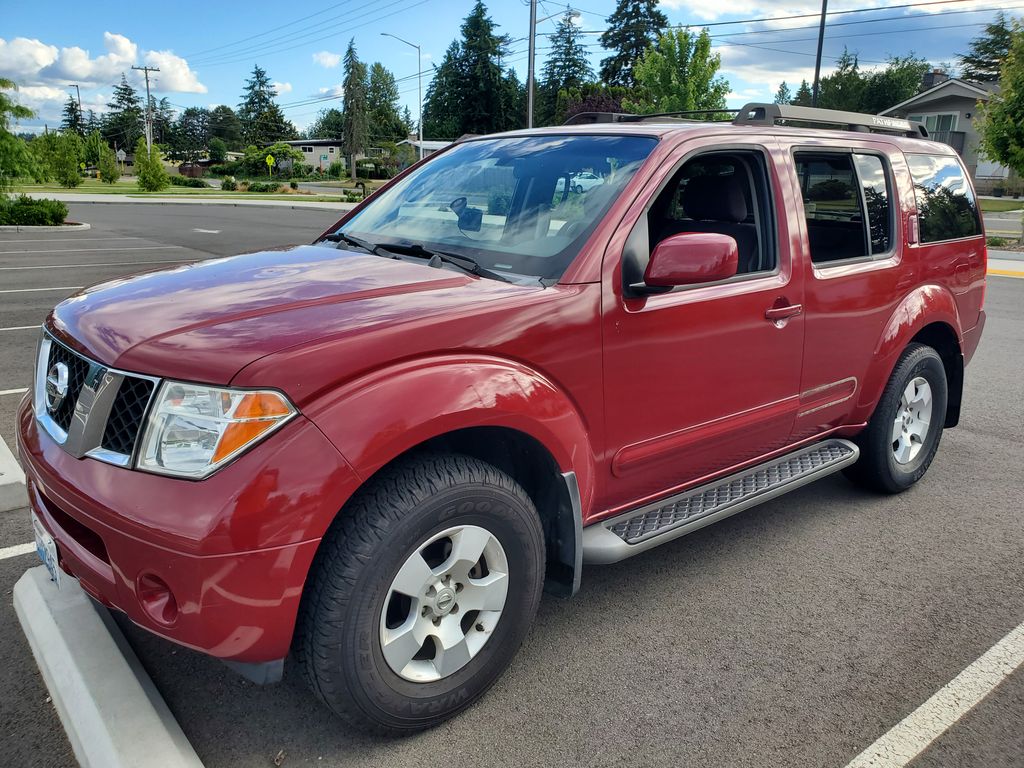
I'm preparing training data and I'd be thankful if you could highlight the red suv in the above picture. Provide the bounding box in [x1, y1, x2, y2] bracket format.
[19, 104, 986, 733]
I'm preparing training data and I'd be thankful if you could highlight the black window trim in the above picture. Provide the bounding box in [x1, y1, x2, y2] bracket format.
[790, 145, 899, 271]
[626, 143, 781, 297]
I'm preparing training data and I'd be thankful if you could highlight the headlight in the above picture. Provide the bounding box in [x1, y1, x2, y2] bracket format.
[136, 382, 296, 478]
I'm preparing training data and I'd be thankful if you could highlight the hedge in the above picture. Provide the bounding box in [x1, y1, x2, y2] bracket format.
[169, 175, 210, 188]
[0, 195, 69, 226]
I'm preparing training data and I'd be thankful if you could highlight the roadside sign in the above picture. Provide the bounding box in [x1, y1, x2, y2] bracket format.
[79, 162, 86, 171]
[321, 154, 328, 162]
[266, 154, 275, 167]
[116, 149, 126, 161]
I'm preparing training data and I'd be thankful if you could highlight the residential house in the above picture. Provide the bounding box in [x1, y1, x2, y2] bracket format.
[879, 71, 1010, 193]
[280, 139, 345, 170]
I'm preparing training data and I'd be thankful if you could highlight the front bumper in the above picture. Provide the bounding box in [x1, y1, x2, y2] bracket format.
[17, 396, 361, 664]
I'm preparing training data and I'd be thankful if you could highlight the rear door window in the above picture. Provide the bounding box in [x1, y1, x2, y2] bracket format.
[794, 152, 893, 263]
[905, 154, 982, 243]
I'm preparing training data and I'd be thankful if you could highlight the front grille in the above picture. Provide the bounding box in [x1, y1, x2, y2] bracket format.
[46, 341, 91, 431]
[37, 334, 160, 465]
[101, 377, 156, 456]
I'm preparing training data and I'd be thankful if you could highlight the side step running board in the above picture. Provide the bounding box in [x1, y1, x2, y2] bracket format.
[582, 439, 859, 564]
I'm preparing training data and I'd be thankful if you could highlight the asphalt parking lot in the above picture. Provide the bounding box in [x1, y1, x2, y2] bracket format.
[1, 203, 1022, 767]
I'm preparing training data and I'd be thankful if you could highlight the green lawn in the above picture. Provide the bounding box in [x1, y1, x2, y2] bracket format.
[980, 198, 1024, 212]
[13, 179, 356, 202]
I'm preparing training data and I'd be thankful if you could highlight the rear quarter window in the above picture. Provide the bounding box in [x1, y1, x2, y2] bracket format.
[905, 154, 982, 243]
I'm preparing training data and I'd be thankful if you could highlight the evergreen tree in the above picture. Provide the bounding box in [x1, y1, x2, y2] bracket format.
[150, 96, 175, 145]
[102, 74, 143, 152]
[209, 105, 243, 149]
[599, 0, 668, 88]
[500, 67, 526, 131]
[367, 62, 404, 142]
[459, 1, 511, 135]
[792, 79, 813, 106]
[238, 65, 296, 145]
[774, 82, 792, 105]
[623, 28, 729, 116]
[817, 50, 863, 111]
[401, 105, 414, 137]
[170, 107, 210, 164]
[341, 40, 369, 181]
[422, 41, 464, 138]
[60, 97, 84, 137]
[83, 109, 101, 136]
[960, 12, 1015, 82]
[134, 135, 168, 191]
[208, 137, 227, 163]
[539, 13, 594, 125]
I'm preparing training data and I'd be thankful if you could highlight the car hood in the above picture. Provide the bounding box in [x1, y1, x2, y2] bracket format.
[49, 245, 538, 384]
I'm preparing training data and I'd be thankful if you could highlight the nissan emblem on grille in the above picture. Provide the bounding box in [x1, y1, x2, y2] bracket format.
[45, 362, 69, 412]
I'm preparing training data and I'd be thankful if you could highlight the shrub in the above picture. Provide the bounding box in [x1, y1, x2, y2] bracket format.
[208, 137, 228, 164]
[169, 175, 210, 188]
[289, 180, 298, 190]
[0, 195, 68, 226]
[327, 160, 345, 179]
[987, 236, 1011, 248]
[208, 161, 242, 176]
[221, 176, 237, 191]
[135, 138, 169, 192]
[245, 181, 280, 193]
[98, 145, 120, 185]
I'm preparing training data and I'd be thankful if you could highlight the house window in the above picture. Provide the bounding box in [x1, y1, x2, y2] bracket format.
[329, 147, 336, 154]
[300, 145, 313, 153]
[907, 113, 958, 133]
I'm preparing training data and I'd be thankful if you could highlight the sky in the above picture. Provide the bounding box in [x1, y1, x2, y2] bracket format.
[0, 0, 1013, 135]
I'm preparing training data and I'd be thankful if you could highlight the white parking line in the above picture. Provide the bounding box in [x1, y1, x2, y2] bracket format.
[0, 388, 29, 396]
[0, 543, 35, 561]
[0, 326, 38, 333]
[844, 620, 1024, 768]
[0, 260, 185, 270]
[0, 246, 183, 254]
[0, 237, 142, 242]
[0, 286, 83, 294]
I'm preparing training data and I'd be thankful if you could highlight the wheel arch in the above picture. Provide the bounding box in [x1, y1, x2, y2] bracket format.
[910, 321, 964, 427]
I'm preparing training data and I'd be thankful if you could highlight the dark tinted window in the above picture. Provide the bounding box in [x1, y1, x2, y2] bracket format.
[794, 152, 892, 263]
[906, 154, 982, 243]
[853, 154, 891, 254]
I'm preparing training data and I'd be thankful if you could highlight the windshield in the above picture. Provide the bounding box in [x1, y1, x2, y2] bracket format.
[337, 134, 657, 281]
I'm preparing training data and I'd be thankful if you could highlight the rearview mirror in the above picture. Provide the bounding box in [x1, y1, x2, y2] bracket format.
[450, 196, 483, 232]
[642, 232, 738, 289]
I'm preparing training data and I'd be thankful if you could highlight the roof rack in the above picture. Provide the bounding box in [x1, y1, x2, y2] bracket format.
[563, 102, 928, 139]
[733, 103, 928, 138]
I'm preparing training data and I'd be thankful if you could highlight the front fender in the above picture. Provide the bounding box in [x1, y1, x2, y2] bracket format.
[303, 354, 597, 514]
[856, 284, 963, 417]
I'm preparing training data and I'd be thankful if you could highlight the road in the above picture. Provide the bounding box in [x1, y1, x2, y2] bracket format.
[1, 203, 1022, 767]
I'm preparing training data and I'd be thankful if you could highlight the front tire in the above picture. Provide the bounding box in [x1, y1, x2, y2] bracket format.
[845, 343, 948, 493]
[295, 453, 545, 733]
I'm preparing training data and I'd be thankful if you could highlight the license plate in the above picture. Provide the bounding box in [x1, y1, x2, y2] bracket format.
[31, 511, 61, 589]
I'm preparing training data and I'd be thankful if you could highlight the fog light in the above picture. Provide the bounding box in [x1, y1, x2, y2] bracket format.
[137, 573, 179, 626]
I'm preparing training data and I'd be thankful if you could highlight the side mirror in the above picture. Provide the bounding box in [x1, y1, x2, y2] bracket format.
[641, 232, 738, 290]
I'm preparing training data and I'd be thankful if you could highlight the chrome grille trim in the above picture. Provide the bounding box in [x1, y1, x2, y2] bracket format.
[34, 332, 161, 467]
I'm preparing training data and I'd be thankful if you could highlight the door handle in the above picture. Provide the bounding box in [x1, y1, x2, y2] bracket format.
[765, 303, 802, 322]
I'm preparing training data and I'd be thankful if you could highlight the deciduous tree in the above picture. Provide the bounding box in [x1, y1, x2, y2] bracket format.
[0, 78, 36, 192]
[979, 21, 1024, 176]
[623, 28, 729, 116]
[134, 135, 169, 191]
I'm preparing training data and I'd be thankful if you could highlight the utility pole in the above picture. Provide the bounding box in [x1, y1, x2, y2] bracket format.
[381, 33, 423, 161]
[811, 0, 828, 107]
[132, 65, 160, 153]
[70, 83, 82, 112]
[527, 0, 537, 128]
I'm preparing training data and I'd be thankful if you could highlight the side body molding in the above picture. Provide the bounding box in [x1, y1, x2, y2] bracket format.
[303, 354, 598, 521]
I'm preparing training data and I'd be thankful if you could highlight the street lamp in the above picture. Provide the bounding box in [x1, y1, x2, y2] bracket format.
[381, 32, 423, 161]
[527, 4, 580, 128]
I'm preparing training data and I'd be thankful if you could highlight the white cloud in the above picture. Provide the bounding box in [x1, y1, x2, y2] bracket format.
[38, 32, 137, 84]
[143, 49, 207, 93]
[659, 0, 1003, 21]
[316, 83, 344, 98]
[313, 50, 342, 68]
[0, 38, 58, 82]
[272, 81, 292, 94]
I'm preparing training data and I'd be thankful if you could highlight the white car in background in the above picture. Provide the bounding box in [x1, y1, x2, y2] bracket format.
[564, 172, 604, 194]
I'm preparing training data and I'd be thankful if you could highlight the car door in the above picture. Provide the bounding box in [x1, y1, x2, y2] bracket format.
[599, 138, 806, 511]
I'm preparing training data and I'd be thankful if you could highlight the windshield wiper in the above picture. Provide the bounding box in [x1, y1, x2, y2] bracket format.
[381, 242, 512, 283]
[322, 231, 396, 259]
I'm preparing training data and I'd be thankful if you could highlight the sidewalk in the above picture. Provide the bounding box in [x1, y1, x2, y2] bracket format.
[988, 248, 1024, 278]
[23, 192, 357, 212]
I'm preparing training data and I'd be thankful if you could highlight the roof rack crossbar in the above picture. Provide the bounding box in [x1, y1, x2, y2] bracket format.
[732, 102, 928, 138]
[563, 103, 929, 139]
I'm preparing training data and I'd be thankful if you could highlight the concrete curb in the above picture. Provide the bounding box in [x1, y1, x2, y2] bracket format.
[14, 566, 205, 768]
[21, 194, 355, 212]
[0, 433, 28, 513]
[0, 222, 91, 232]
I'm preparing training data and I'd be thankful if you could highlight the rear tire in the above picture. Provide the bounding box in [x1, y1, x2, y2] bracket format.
[844, 343, 947, 494]
[294, 452, 545, 734]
